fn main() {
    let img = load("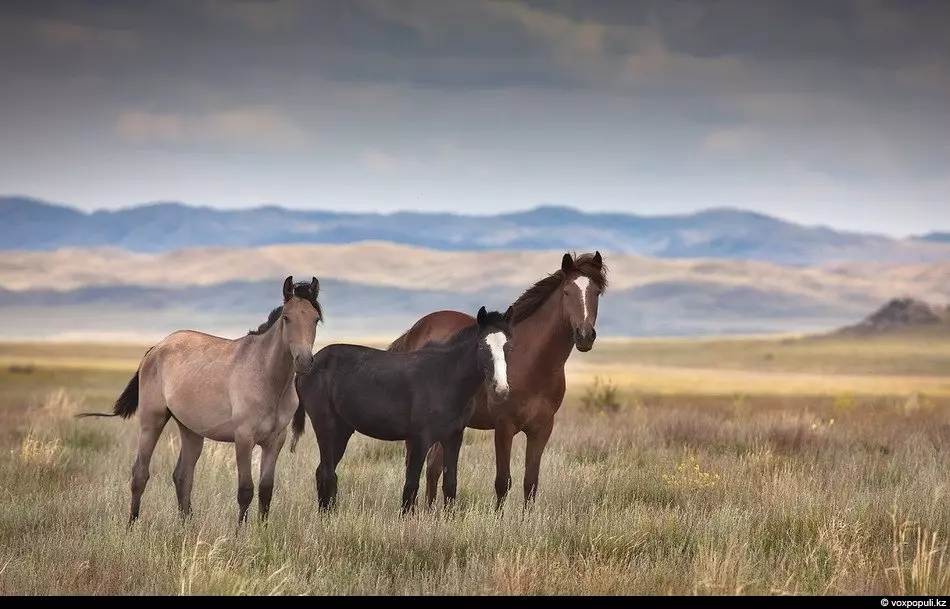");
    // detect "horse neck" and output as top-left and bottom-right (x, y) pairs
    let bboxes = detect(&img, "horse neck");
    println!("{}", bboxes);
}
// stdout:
(435, 327), (484, 403)
(255, 321), (295, 389)
(513, 286), (574, 375)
